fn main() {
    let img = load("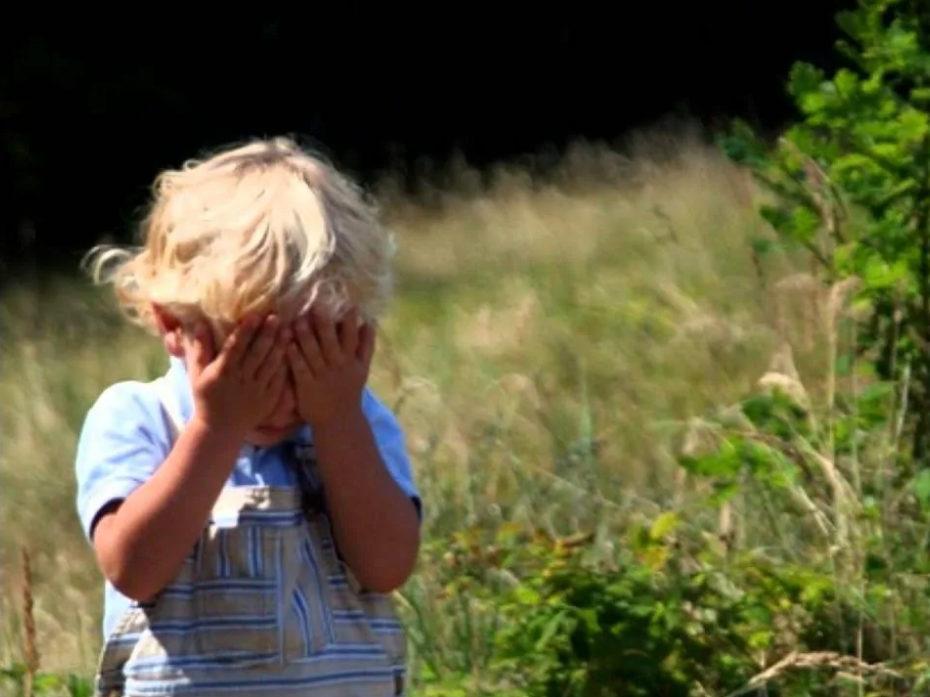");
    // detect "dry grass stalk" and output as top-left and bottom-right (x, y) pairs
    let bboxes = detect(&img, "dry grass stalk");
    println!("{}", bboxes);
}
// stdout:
(717, 500), (734, 551)
(806, 449), (858, 528)
(20, 546), (39, 697)
(772, 273), (823, 350)
(726, 650), (900, 697)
